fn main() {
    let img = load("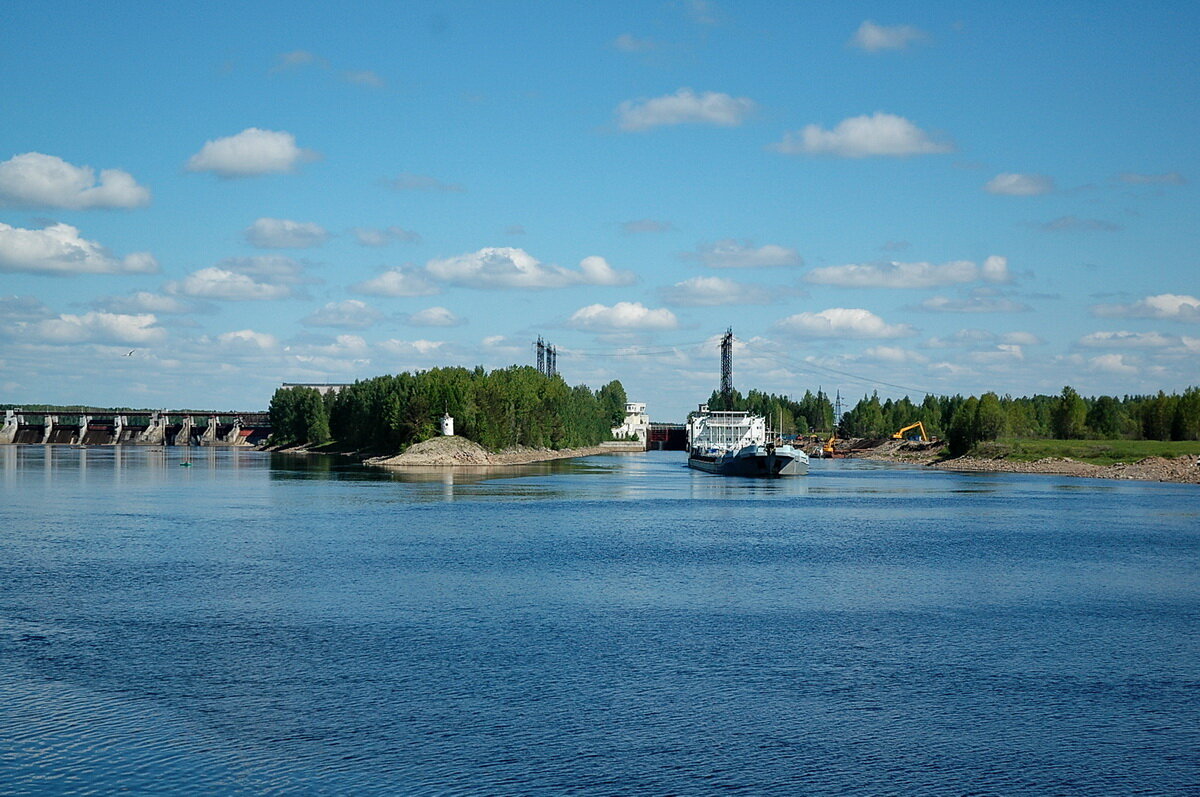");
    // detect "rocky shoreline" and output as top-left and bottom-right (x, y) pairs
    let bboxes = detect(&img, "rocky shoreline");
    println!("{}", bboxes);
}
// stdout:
(849, 439), (1200, 485)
